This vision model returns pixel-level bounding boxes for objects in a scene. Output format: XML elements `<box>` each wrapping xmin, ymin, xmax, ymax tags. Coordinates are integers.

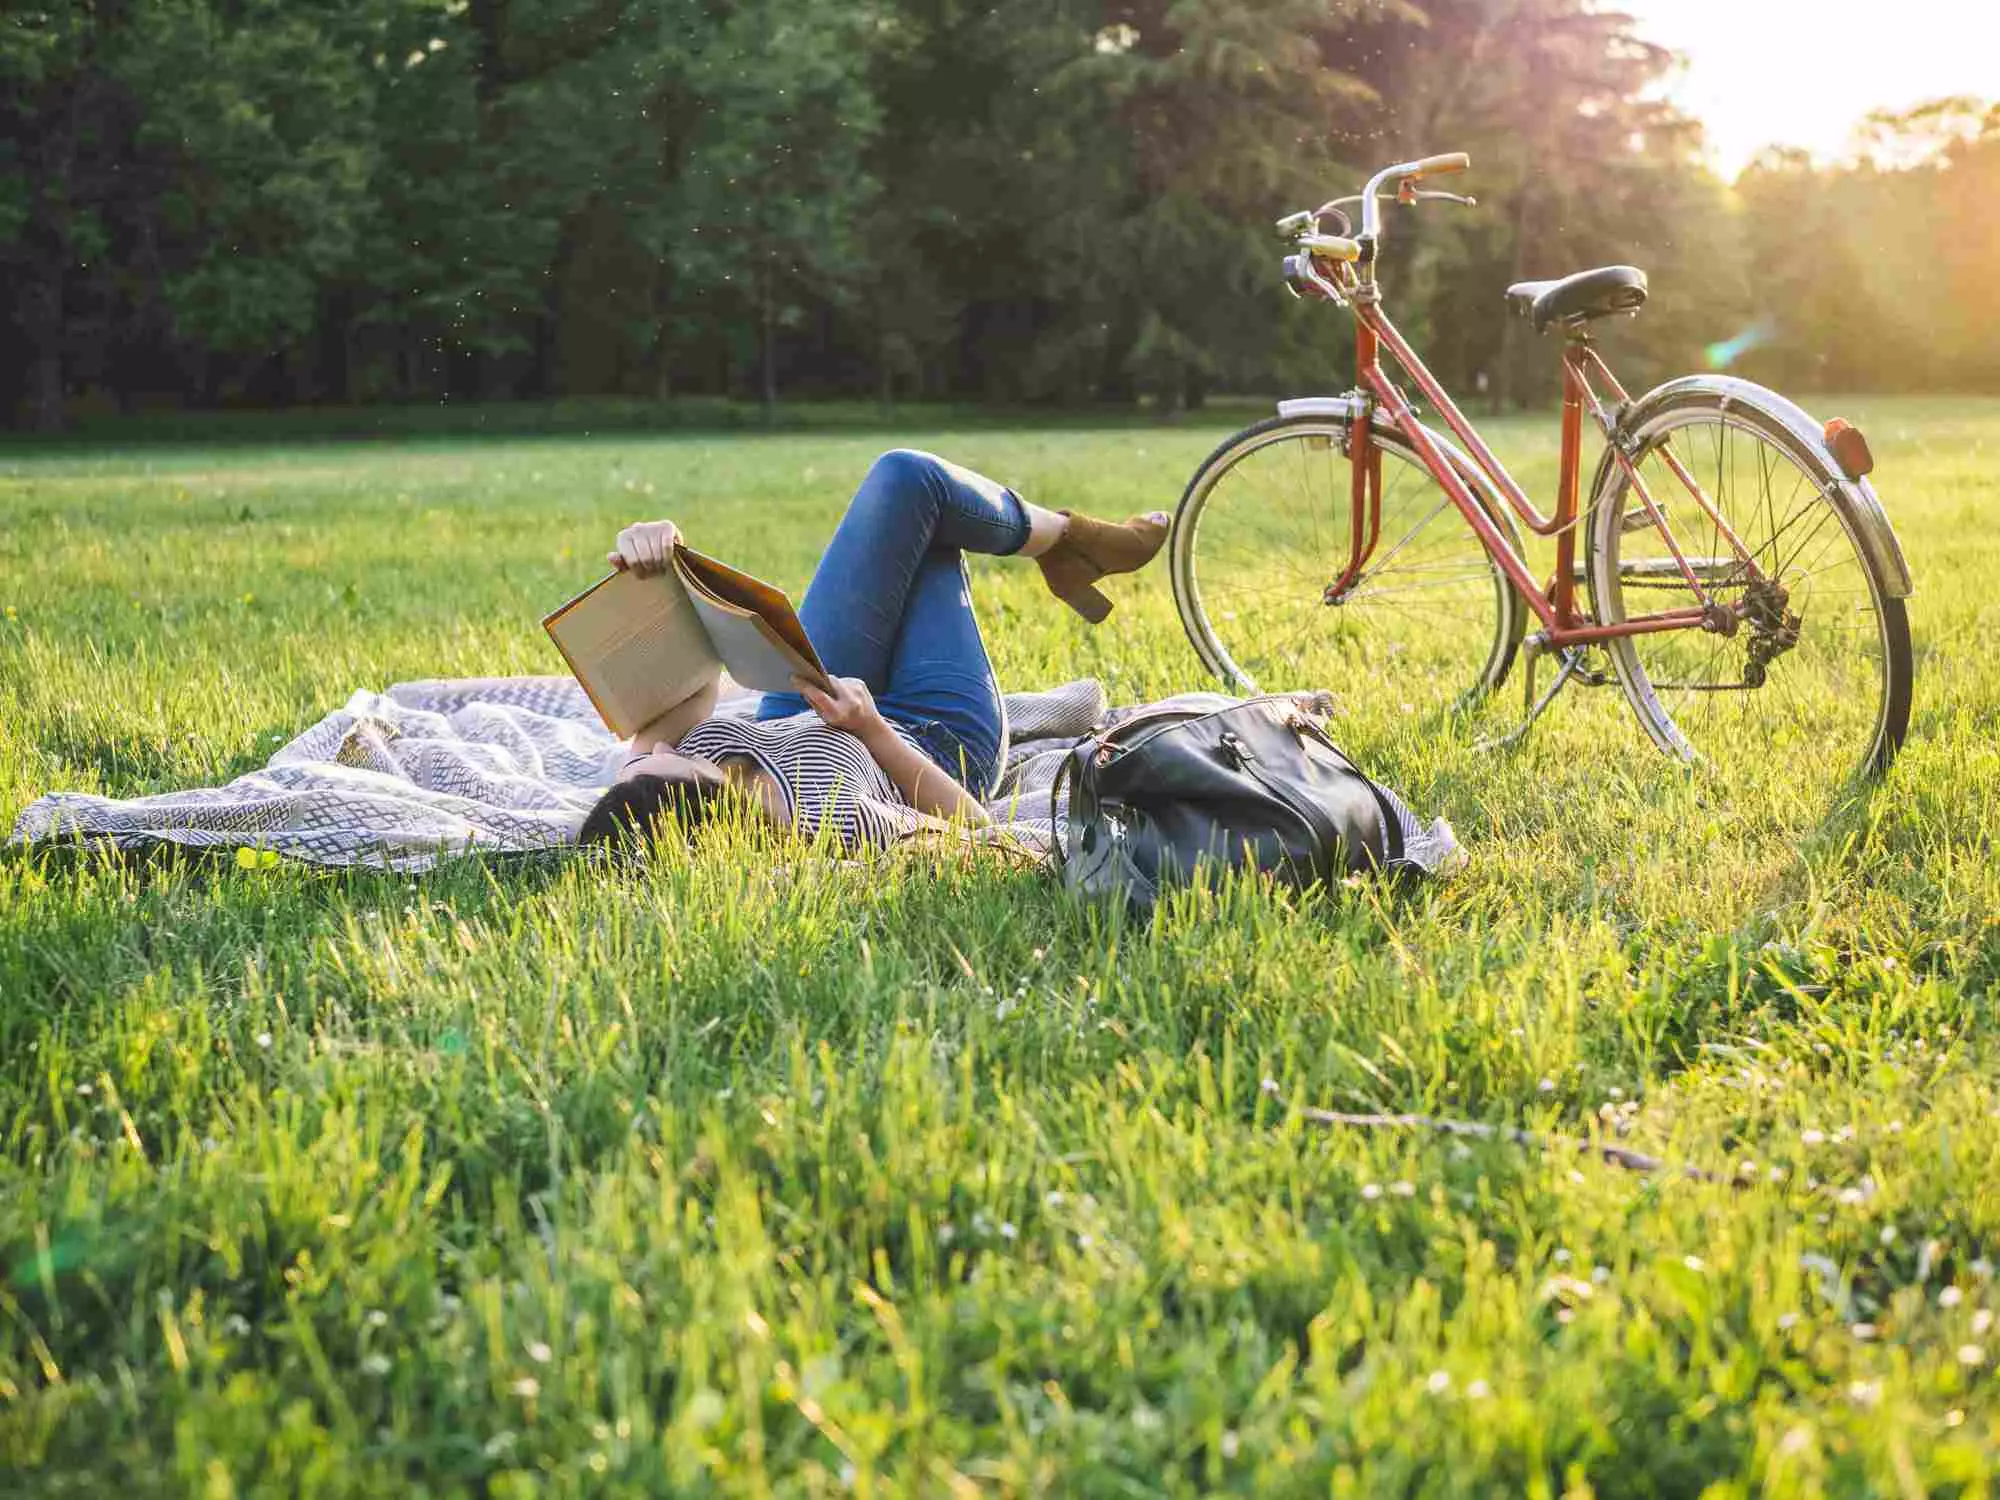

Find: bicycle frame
<box><xmin>1339</xmin><ymin>297</ymin><xmax>1766</xmax><ymax>647</ymax></box>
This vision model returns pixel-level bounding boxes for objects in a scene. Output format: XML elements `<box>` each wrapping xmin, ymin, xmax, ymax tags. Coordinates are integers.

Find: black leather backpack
<box><xmin>1051</xmin><ymin>696</ymin><xmax>1409</xmax><ymax>912</ymax></box>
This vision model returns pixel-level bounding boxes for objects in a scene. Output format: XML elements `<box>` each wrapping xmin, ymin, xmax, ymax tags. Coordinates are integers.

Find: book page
<box><xmin>674</xmin><ymin>547</ymin><xmax>831</xmax><ymax>693</ymax></box>
<box><xmin>542</xmin><ymin>569</ymin><xmax>720</xmax><ymax>736</ymax></box>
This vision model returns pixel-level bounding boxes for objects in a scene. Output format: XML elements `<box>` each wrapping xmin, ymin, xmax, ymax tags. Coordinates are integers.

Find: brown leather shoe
<box><xmin>1036</xmin><ymin>510</ymin><xmax>1170</xmax><ymax>623</ymax></box>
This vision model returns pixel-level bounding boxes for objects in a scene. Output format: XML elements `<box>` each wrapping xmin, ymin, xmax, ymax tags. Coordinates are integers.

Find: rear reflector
<box><xmin>1824</xmin><ymin>418</ymin><xmax>1875</xmax><ymax>480</ymax></box>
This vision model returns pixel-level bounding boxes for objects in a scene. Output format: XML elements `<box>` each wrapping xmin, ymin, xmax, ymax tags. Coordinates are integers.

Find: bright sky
<box><xmin>1614</xmin><ymin>0</ymin><xmax>2000</xmax><ymax>177</ymax></box>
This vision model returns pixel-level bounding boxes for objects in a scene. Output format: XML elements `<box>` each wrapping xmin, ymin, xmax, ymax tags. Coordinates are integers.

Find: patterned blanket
<box><xmin>9</xmin><ymin>676</ymin><xmax>1458</xmax><ymax>873</ymax></box>
<box><xmin>6</xmin><ymin>676</ymin><xmax>1106</xmax><ymax>870</ymax></box>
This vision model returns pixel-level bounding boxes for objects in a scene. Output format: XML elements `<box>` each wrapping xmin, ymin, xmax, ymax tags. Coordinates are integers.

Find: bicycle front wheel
<box><xmin>1585</xmin><ymin>387</ymin><xmax>1913</xmax><ymax>793</ymax></box>
<box><xmin>1169</xmin><ymin>413</ymin><xmax>1526</xmax><ymax>716</ymax></box>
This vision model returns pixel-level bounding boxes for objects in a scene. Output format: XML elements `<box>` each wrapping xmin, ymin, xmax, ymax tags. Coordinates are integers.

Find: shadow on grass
<box><xmin>33</xmin><ymin>722</ymin><xmax>196</xmax><ymax>794</ymax></box>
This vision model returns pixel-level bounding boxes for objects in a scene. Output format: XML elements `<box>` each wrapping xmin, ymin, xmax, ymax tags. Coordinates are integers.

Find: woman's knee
<box><xmin>866</xmin><ymin>447</ymin><xmax>946</xmax><ymax>502</ymax></box>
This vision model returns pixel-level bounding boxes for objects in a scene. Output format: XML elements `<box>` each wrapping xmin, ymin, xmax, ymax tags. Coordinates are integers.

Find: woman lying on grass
<box><xmin>580</xmin><ymin>449</ymin><xmax>1168</xmax><ymax>850</ymax></box>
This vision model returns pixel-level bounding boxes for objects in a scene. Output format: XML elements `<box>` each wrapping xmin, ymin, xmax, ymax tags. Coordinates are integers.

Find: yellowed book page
<box><xmin>673</xmin><ymin>547</ymin><xmax>831</xmax><ymax>693</ymax></box>
<box><xmin>542</xmin><ymin>569</ymin><xmax>719</xmax><ymax>736</ymax></box>
<box><xmin>683</xmin><ymin>595</ymin><xmax>828</xmax><ymax>693</ymax></box>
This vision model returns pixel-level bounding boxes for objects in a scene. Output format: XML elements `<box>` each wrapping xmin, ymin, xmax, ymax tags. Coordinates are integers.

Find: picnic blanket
<box><xmin>9</xmin><ymin>676</ymin><xmax>1458</xmax><ymax>873</ymax></box>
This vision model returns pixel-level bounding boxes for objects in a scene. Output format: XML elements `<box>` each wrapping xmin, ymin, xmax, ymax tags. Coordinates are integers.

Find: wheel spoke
<box><xmin>1181</xmin><ymin>423</ymin><xmax>1517</xmax><ymax>713</ymax></box>
<box><xmin>1596</xmin><ymin>403</ymin><xmax>1904</xmax><ymax>792</ymax></box>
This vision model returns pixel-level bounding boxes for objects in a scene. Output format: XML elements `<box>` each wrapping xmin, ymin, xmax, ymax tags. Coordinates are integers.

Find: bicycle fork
<box><xmin>1324</xmin><ymin>397</ymin><xmax>1382</xmax><ymax>604</ymax></box>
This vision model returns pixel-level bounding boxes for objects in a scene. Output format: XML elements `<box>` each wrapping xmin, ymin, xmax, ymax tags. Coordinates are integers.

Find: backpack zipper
<box><xmin>1219</xmin><ymin>730</ymin><xmax>1341</xmax><ymax>873</ymax></box>
<box><xmin>1285</xmin><ymin>713</ymin><xmax>1404</xmax><ymax>866</ymax></box>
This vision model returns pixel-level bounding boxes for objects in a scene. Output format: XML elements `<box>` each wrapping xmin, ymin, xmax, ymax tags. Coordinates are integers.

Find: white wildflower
<box><xmin>1425</xmin><ymin>1369</ymin><xmax>1451</xmax><ymax>1394</ymax></box>
<box><xmin>1958</xmin><ymin>1344</ymin><xmax>1986</xmax><ymax>1367</ymax></box>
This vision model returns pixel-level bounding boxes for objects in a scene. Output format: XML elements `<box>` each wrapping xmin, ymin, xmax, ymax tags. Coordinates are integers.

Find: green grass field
<box><xmin>2</xmin><ymin>396</ymin><xmax>1997</xmax><ymax>1494</ymax></box>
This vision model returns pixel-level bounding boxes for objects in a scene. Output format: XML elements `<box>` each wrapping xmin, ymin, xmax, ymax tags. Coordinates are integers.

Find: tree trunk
<box><xmin>28</xmin><ymin>341</ymin><xmax>64</xmax><ymax>434</ymax></box>
<box><xmin>20</xmin><ymin>250</ymin><xmax>66</xmax><ymax>430</ymax></box>
<box><xmin>1493</xmin><ymin>181</ymin><xmax>1534</xmax><ymax>415</ymax></box>
<box><xmin>759</xmin><ymin>258</ymin><xmax>777</xmax><ymax>424</ymax></box>
<box><xmin>21</xmin><ymin>78</ymin><xmax>80</xmax><ymax>433</ymax></box>
<box><xmin>649</xmin><ymin>257</ymin><xmax>675</xmax><ymax>402</ymax></box>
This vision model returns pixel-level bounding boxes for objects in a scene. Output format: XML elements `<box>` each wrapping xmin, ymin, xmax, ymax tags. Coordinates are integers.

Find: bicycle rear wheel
<box><xmin>1585</xmin><ymin>388</ymin><xmax>1912</xmax><ymax>795</ymax></box>
<box><xmin>1170</xmin><ymin>413</ymin><xmax>1526</xmax><ymax>717</ymax></box>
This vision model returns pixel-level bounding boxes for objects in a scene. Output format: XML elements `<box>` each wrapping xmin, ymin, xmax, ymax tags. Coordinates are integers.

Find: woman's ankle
<box><xmin>1018</xmin><ymin>502</ymin><xmax>1069</xmax><ymax>559</ymax></box>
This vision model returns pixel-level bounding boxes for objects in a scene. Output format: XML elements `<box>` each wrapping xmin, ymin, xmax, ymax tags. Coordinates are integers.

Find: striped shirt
<box><xmin>675</xmin><ymin>713</ymin><xmax>927</xmax><ymax>850</ymax></box>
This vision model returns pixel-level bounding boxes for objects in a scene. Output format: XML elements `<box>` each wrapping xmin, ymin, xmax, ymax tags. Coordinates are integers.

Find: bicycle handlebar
<box><xmin>1275</xmin><ymin>151</ymin><xmax>1474</xmax><ymax>301</ymax></box>
<box><xmin>1358</xmin><ymin>152</ymin><xmax>1471</xmax><ymax>238</ymax></box>
<box><xmin>1280</xmin><ymin>154</ymin><xmax>1472</xmax><ymax>304</ymax></box>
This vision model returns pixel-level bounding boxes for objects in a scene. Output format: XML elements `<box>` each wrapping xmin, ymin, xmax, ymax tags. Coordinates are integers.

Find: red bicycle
<box><xmin>1168</xmin><ymin>152</ymin><xmax>1913</xmax><ymax>792</ymax></box>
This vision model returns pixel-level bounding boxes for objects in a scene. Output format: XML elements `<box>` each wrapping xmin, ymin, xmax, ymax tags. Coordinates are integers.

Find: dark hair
<box><xmin>579</xmin><ymin>771</ymin><xmax>736</xmax><ymax>850</ymax></box>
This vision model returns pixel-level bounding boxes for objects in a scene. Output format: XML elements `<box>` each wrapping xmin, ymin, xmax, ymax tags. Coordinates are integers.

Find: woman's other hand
<box><xmin>609</xmin><ymin>519</ymin><xmax>682</xmax><ymax>576</ymax></box>
<box><xmin>797</xmin><ymin>675</ymin><xmax>884</xmax><ymax>738</ymax></box>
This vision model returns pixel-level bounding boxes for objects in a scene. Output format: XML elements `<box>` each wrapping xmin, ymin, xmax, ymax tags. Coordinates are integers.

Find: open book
<box><xmin>543</xmin><ymin>546</ymin><xmax>831</xmax><ymax>737</ymax></box>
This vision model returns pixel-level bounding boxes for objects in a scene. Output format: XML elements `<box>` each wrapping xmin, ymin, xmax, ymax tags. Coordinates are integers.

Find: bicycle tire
<box><xmin>1169</xmin><ymin>411</ymin><xmax>1527</xmax><ymax>708</ymax></box>
<box><xmin>1584</xmin><ymin>383</ymin><xmax>1913</xmax><ymax>782</ymax></box>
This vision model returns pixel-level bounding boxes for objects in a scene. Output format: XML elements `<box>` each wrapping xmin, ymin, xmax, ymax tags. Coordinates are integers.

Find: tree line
<box><xmin>3</xmin><ymin>1</ymin><xmax>1994</xmax><ymax>432</ymax></box>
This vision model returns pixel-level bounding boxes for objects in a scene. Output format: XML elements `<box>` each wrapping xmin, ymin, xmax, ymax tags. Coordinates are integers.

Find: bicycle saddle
<box><xmin>1505</xmin><ymin>265</ymin><xmax>1648</xmax><ymax>333</ymax></box>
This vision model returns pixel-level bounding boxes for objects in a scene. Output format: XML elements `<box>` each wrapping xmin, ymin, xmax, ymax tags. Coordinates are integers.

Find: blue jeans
<box><xmin>754</xmin><ymin>449</ymin><xmax>1029</xmax><ymax>794</ymax></box>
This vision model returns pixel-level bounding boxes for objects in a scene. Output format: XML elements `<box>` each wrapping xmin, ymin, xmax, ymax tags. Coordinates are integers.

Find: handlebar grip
<box><xmin>1410</xmin><ymin>152</ymin><xmax>1470</xmax><ymax>178</ymax></box>
<box><xmin>1301</xmin><ymin>233</ymin><xmax>1361</xmax><ymax>263</ymax></box>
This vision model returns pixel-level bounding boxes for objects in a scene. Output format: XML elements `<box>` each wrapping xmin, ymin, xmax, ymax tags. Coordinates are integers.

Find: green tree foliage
<box><xmin>4</xmin><ymin>0</ymin><xmax>1989</xmax><ymax>430</ymax></box>
<box><xmin>1733</xmin><ymin>99</ymin><xmax>2000</xmax><ymax>393</ymax></box>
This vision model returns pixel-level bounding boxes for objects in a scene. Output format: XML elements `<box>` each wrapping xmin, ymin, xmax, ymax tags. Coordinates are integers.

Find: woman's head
<box><xmin>580</xmin><ymin>750</ymin><xmax>734</xmax><ymax>849</ymax></box>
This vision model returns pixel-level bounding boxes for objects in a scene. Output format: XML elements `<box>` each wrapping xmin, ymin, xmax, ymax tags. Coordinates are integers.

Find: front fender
<box><xmin>1275</xmin><ymin>396</ymin><xmax>1517</xmax><ymax>548</ymax></box>
<box><xmin>1610</xmin><ymin>377</ymin><xmax>1913</xmax><ymax>598</ymax></box>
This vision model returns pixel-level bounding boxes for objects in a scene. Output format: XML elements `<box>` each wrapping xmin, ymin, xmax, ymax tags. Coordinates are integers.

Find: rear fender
<box><xmin>1605</xmin><ymin>376</ymin><xmax>1913</xmax><ymax>598</ymax></box>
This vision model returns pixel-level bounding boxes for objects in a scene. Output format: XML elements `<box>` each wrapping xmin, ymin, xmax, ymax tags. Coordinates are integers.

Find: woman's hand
<box><xmin>608</xmin><ymin>519</ymin><xmax>682</xmax><ymax>576</ymax></box>
<box><xmin>797</xmin><ymin>675</ymin><xmax>885</xmax><ymax>738</ymax></box>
